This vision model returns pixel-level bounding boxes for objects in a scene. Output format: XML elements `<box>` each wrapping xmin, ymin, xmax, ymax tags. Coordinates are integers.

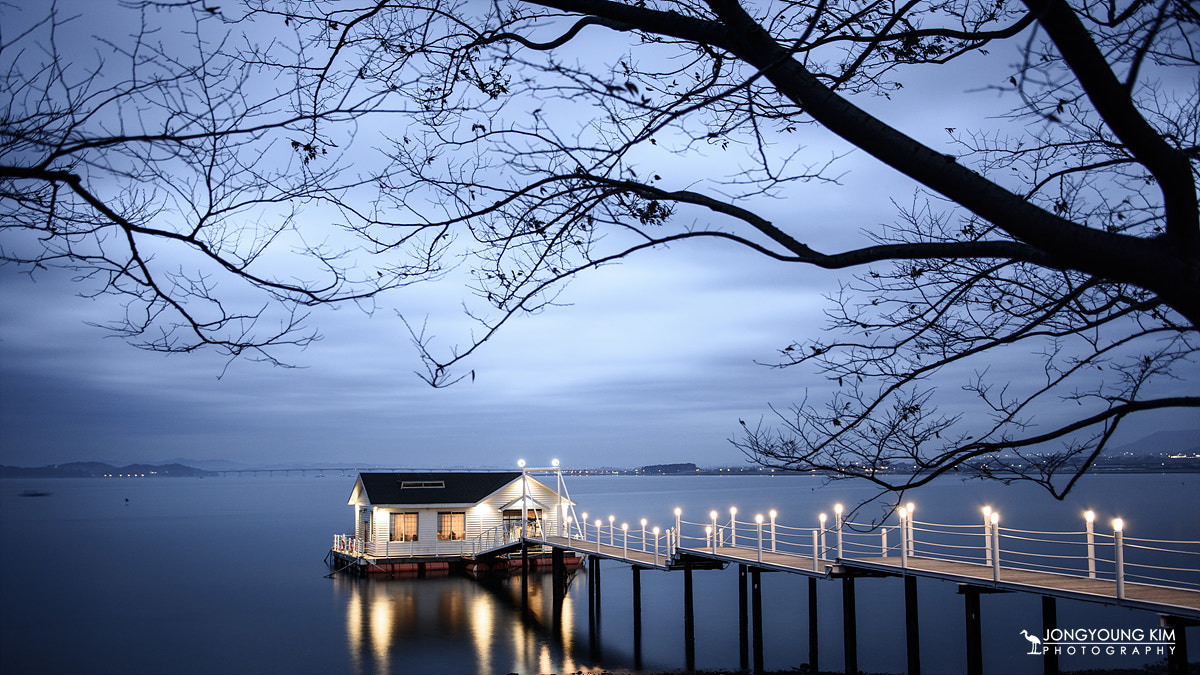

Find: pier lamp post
<box><xmin>518</xmin><ymin>459</ymin><xmax>527</xmax><ymax>541</ymax></box>
<box><xmin>834</xmin><ymin>504</ymin><xmax>844</xmax><ymax>560</ymax></box>
<box><xmin>1113</xmin><ymin>518</ymin><xmax>1125</xmax><ymax>599</ymax></box>
<box><xmin>566</xmin><ymin>515</ymin><xmax>573</xmax><ymax>540</ymax></box>
<box><xmin>707</xmin><ymin>525</ymin><xmax>714</xmax><ymax>554</ymax></box>
<box><xmin>819</xmin><ymin>513</ymin><xmax>828</xmax><ymax>559</ymax></box>
<box><xmin>641</xmin><ymin>518</ymin><xmax>648</xmax><ymax>552</ymax></box>
<box><xmin>553</xmin><ymin>459</ymin><xmax>561</xmax><ymax>535</ymax></box>
<box><xmin>990</xmin><ymin>511</ymin><xmax>1001</xmax><ymax>581</ymax></box>
<box><xmin>581</xmin><ymin>512</ymin><xmax>588</xmax><ymax>541</ymax></box>
<box><xmin>906</xmin><ymin>502</ymin><xmax>915</xmax><ymax>556</ymax></box>
<box><xmin>595</xmin><ymin>520</ymin><xmax>602</xmax><ymax>553</ymax></box>
<box><xmin>983</xmin><ymin>507</ymin><xmax>992</xmax><ymax>565</ymax></box>
<box><xmin>622</xmin><ymin>523</ymin><xmax>629</xmax><ymax>558</ymax></box>
<box><xmin>608</xmin><ymin>515</ymin><xmax>615</xmax><ymax>546</ymax></box>
<box><xmin>710</xmin><ymin>511</ymin><xmax>719</xmax><ymax>548</ymax></box>
<box><xmin>1085</xmin><ymin>510</ymin><xmax>1096</xmax><ymax>579</ymax></box>
<box><xmin>769</xmin><ymin>510</ymin><xmax>777</xmax><ymax>552</ymax></box>
<box><xmin>756</xmin><ymin>514</ymin><xmax>764</xmax><ymax>563</ymax></box>
<box><xmin>730</xmin><ymin>506</ymin><xmax>738</xmax><ymax>547</ymax></box>
<box><xmin>652</xmin><ymin>527</ymin><xmax>660</xmax><ymax>566</ymax></box>
<box><xmin>675</xmin><ymin>507</ymin><xmax>682</xmax><ymax>553</ymax></box>
<box><xmin>898</xmin><ymin>506</ymin><xmax>908</xmax><ymax>568</ymax></box>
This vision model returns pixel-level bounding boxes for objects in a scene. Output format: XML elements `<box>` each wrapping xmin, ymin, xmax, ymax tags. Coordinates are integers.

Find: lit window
<box><xmin>391</xmin><ymin>512</ymin><xmax>418</xmax><ymax>542</ymax></box>
<box><xmin>438</xmin><ymin>512</ymin><xmax>466</xmax><ymax>541</ymax></box>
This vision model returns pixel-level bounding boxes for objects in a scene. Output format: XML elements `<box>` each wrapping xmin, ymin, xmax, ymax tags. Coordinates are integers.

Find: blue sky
<box><xmin>1</xmin><ymin>0</ymin><xmax>1195</xmax><ymax>470</ymax></box>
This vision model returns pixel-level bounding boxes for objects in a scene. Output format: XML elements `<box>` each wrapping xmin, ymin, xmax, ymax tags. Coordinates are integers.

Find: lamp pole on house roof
<box><xmin>518</xmin><ymin>459</ymin><xmax>527</xmax><ymax>541</ymax></box>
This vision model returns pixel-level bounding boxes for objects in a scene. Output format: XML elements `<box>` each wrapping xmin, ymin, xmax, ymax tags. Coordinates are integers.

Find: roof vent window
<box><xmin>400</xmin><ymin>481</ymin><xmax>445</xmax><ymax>489</ymax></box>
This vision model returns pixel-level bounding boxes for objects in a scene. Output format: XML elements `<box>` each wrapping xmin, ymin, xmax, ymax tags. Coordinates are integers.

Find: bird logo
<box><xmin>1020</xmin><ymin>629</ymin><xmax>1043</xmax><ymax>655</ymax></box>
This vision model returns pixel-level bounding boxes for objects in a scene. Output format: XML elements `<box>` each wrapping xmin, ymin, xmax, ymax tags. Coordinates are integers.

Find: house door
<box><xmin>502</xmin><ymin>509</ymin><xmax>542</xmax><ymax>541</ymax></box>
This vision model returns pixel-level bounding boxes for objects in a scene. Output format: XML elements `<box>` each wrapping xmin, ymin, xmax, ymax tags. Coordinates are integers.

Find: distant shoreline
<box><xmin>2</xmin><ymin>462</ymin><xmax>1199</xmax><ymax>479</ymax></box>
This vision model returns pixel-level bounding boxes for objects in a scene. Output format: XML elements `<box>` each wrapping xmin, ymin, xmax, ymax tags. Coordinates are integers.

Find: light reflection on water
<box><xmin>335</xmin><ymin>569</ymin><xmax>597</xmax><ymax>675</ymax></box>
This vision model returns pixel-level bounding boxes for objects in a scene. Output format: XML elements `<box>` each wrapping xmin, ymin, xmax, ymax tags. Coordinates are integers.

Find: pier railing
<box><xmin>554</xmin><ymin>504</ymin><xmax>1200</xmax><ymax>595</ymax></box>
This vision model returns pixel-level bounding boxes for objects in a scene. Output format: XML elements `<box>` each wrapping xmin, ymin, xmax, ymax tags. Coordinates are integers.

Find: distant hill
<box><xmin>1110</xmin><ymin>429</ymin><xmax>1200</xmax><ymax>457</ymax></box>
<box><xmin>640</xmin><ymin>463</ymin><xmax>699</xmax><ymax>474</ymax></box>
<box><xmin>0</xmin><ymin>462</ymin><xmax>216</xmax><ymax>478</ymax></box>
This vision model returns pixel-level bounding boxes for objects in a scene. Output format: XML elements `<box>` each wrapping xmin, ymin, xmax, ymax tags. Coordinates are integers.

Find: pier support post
<box><xmin>808</xmin><ymin>577</ymin><xmax>820</xmax><ymax>674</ymax></box>
<box><xmin>633</xmin><ymin>566</ymin><xmax>643</xmax><ymax>670</ymax></box>
<box><xmin>905</xmin><ymin>575</ymin><xmax>921</xmax><ymax>675</ymax></box>
<box><xmin>752</xmin><ymin>568</ymin><xmax>764</xmax><ymax>675</ymax></box>
<box><xmin>588</xmin><ymin>556</ymin><xmax>602</xmax><ymax>660</ymax></box>
<box><xmin>593</xmin><ymin>556</ymin><xmax>601</xmax><ymax>618</ymax></box>
<box><xmin>1163</xmin><ymin>616</ymin><xmax>1192</xmax><ymax>675</ymax></box>
<box><xmin>684</xmin><ymin>568</ymin><xmax>696</xmax><ymax>672</ymax></box>
<box><xmin>963</xmin><ymin>586</ymin><xmax>983</xmax><ymax>675</ymax></box>
<box><xmin>740</xmin><ymin>564</ymin><xmax>750</xmax><ymax>670</ymax></box>
<box><xmin>521</xmin><ymin>544</ymin><xmax>529</xmax><ymax>609</ymax></box>
<box><xmin>1042</xmin><ymin>596</ymin><xmax>1058</xmax><ymax>675</ymax></box>
<box><xmin>552</xmin><ymin>548</ymin><xmax>565</xmax><ymax>598</ymax></box>
<box><xmin>842</xmin><ymin>574</ymin><xmax>858</xmax><ymax>675</ymax></box>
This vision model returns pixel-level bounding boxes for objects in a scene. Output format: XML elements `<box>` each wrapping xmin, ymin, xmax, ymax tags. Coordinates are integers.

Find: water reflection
<box><xmin>335</xmin><ymin>569</ymin><xmax>596</xmax><ymax>675</ymax></box>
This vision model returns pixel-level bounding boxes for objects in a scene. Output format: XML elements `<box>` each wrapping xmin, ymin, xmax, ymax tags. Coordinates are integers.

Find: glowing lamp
<box><xmin>1113</xmin><ymin>518</ymin><xmax>1124</xmax><ymax>532</ymax></box>
<box><xmin>1085</xmin><ymin>510</ymin><xmax>1095</xmax><ymax>523</ymax></box>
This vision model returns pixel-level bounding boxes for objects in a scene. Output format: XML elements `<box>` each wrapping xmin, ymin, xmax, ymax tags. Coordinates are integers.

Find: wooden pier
<box><xmin>519</xmin><ymin>499</ymin><xmax>1199</xmax><ymax>675</ymax></box>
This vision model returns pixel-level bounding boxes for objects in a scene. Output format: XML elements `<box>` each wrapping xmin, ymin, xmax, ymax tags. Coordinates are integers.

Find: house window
<box><xmin>438</xmin><ymin>512</ymin><xmax>466</xmax><ymax>541</ymax></box>
<box><xmin>400</xmin><ymin>481</ymin><xmax>445</xmax><ymax>489</ymax></box>
<box><xmin>390</xmin><ymin>512</ymin><xmax>418</xmax><ymax>542</ymax></box>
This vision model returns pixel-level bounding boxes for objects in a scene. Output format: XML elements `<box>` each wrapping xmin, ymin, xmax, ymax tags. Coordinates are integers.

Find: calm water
<box><xmin>1</xmin><ymin>473</ymin><xmax>1196</xmax><ymax>674</ymax></box>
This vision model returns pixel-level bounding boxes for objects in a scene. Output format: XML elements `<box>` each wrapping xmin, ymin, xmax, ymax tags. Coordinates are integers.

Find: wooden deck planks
<box><xmin>843</xmin><ymin>555</ymin><xmax>1200</xmax><ymax>619</ymax></box>
<box><xmin>678</xmin><ymin>546</ymin><xmax>837</xmax><ymax>577</ymax></box>
<box><xmin>520</xmin><ymin>536</ymin><xmax>1199</xmax><ymax>619</ymax></box>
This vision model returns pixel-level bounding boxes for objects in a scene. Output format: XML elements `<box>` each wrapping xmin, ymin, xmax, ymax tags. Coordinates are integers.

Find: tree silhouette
<box><xmin>2</xmin><ymin>0</ymin><xmax>1196</xmax><ymax>497</ymax></box>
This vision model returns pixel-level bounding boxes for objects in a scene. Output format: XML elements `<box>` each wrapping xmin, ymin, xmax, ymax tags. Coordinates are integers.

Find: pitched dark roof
<box><xmin>358</xmin><ymin>472</ymin><xmax>522</xmax><ymax>505</ymax></box>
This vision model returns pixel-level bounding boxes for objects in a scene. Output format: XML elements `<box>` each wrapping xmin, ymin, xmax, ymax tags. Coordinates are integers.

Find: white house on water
<box><xmin>331</xmin><ymin>468</ymin><xmax>578</xmax><ymax>575</ymax></box>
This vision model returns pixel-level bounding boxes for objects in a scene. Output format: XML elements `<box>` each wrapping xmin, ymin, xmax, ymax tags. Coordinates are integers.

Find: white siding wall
<box><xmin>358</xmin><ymin>475</ymin><xmax>568</xmax><ymax>558</ymax></box>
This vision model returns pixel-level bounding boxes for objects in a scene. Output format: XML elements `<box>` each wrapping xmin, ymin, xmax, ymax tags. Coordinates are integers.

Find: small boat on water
<box><xmin>18</xmin><ymin>489</ymin><xmax>52</xmax><ymax>497</ymax></box>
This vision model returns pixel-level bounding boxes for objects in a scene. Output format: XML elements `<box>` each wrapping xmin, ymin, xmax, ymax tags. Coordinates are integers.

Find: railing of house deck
<box><xmin>332</xmin><ymin>511</ymin><xmax>556</xmax><ymax>559</ymax></box>
<box><xmin>331</xmin><ymin>533</ymin><xmax>479</xmax><ymax>559</ymax></box>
